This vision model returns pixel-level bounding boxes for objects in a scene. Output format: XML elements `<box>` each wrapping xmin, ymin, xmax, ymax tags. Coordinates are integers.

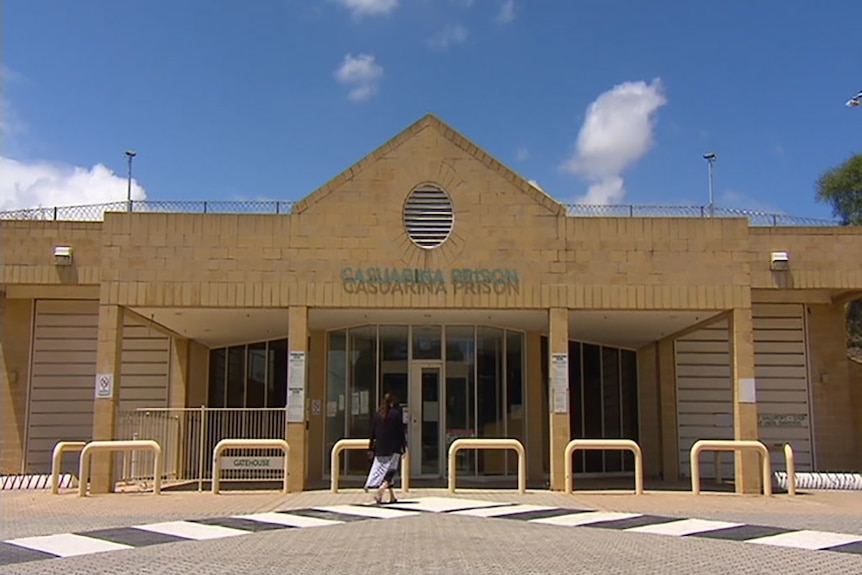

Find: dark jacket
<box><xmin>369</xmin><ymin>407</ymin><xmax>407</xmax><ymax>457</ymax></box>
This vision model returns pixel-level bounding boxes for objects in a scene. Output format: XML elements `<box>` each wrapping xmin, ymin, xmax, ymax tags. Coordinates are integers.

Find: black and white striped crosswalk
<box><xmin>2</xmin><ymin>496</ymin><xmax>861</xmax><ymax>567</ymax></box>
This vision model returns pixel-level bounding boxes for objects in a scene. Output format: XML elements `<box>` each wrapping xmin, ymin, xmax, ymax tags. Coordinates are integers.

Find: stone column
<box><xmin>168</xmin><ymin>337</ymin><xmax>189</xmax><ymax>409</ymax></box>
<box><xmin>657</xmin><ymin>338</ymin><xmax>679</xmax><ymax>481</ymax></box>
<box><xmin>90</xmin><ymin>304</ymin><xmax>124</xmax><ymax>493</ymax></box>
<box><xmin>287</xmin><ymin>306</ymin><xmax>308</xmax><ymax>492</ymax></box>
<box><xmin>730</xmin><ymin>306</ymin><xmax>761</xmax><ymax>494</ymax></box>
<box><xmin>548</xmin><ymin>308</ymin><xmax>570</xmax><ymax>491</ymax></box>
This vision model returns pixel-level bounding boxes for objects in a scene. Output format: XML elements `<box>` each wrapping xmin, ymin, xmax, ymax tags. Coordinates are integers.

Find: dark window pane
<box><xmin>446</xmin><ymin>326</ymin><xmax>475</xmax><ymax>475</ymax></box>
<box><xmin>568</xmin><ymin>341</ymin><xmax>584</xmax><ymax>473</ymax></box>
<box><xmin>226</xmin><ymin>346</ymin><xmax>245</xmax><ymax>408</ymax></box>
<box><xmin>379</xmin><ymin>326</ymin><xmax>408</xmax><ymax>410</ymax></box>
<box><xmin>267</xmin><ymin>339</ymin><xmax>288</xmax><ymax>408</ymax></box>
<box><xmin>347</xmin><ymin>326</ymin><xmax>377</xmax><ymax>474</ymax></box>
<box><xmin>477</xmin><ymin>327</ymin><xmax>503</xmax><ymax>475</ymax></box>
<box><xmin>246</xmin><ymin>343</ymin><xmax>267</xmax><ymax>408</ymax></box>
<box><xmin>208</xmin><ymin>348</ymin><xmax>226</xmax><ymax>408</ymax></box>
<box><xmin>540</xmin><ymin>335</ymin><xmax>549</xmax><ymax>475</ymax></box>
<box><xmin>582</xmin><ymin>343</ymin><xmax>603</xmax><ymax>472</ymax></box>
<box><xmin>325</xmin><ymin>331</ymin><xmax>347</xmax><ymax>476</ymax></box>
<box><xmin>505</xmin><ymin>331</ymin><xmax>525</xmax><ymax>475</ymax></box>
<box><xmin>412</xmin><ymin>325</ymin><xmax>441</xmax><ymax>360</ymax></box>
<box><xmin>602</xmin><ymin>347</ymin><xmax>622</xmax><ymax>472</ymax></box>
<box><xmin>621</xmin><ymin>350</ymin><xmax>639</xmax><ymax>471</ymax></box>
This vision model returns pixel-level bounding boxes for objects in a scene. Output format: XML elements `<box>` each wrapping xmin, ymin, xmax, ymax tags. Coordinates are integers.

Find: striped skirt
<box><xmin>364</xmin><ymin>454</ymin><xmax>400</xmax><ymax>489</ymax></box>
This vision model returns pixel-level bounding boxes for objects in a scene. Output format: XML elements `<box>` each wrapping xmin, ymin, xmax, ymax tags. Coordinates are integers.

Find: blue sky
<box><xmin>3</xmin><ymin>0</ymin><xmax>861</xmax><ymax>220</ymax></box>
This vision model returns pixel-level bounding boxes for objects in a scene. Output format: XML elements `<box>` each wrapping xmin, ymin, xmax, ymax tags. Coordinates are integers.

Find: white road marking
<box><xmin>6</xmin><ymin>533</ymin><xmax>132</xmax><ymax>557</ymax></box>
<box><xmin>746</xmin><ymin>530</ymin><xmax>862</xmax><ymax>550</ymax></box>
<box><xmin>134</xmin><ymin>521</ymin><xmax>248</xmax><ymax>540</ymax></box>
<box><xmin>531</xmin><ymin>511</ymin><xmax>642</xmax><ymax>527</ymax></box>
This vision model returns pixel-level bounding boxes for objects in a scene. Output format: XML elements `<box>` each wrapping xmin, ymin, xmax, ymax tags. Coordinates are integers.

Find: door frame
<box><xmin>409</xmin><ymin>360</ymin><xmax>445</xmax><ymax>478</ymax></box>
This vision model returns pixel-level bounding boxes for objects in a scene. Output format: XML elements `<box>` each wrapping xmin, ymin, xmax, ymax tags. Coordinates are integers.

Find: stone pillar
<box><xmin>169</xmin><ymin>337</ymin><xmax>189</xmax><ymax>409</ymax></box>
<box><xmin>730</xmin><ymin>307</ymin><xmax>761</xmax><ymax>494</ymax></box>
<box><xmin>657</xmin><ymin>338</ymin><xmax>679</xmax><ymax>481</ymax></box>
<box><xmin>548</xmin><ymin>308</ymin><xmax>570</xmax><ymax>491</ymax></box>
<box><xmin>287</xmin><ymin>306</ymin><xmax>308</xmax><ymax>492</ymax></box>
<box><xmin>90</xmin><ymin>304</ymin><xmax>124</xmax><ymax>493</ymax></box>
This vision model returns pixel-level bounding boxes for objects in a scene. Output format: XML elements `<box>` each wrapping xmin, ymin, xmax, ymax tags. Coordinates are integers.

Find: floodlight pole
<box><xmin>703</xmin><ymin>153</ymin><xmax>717</xmax><ymax>217</ymax></box>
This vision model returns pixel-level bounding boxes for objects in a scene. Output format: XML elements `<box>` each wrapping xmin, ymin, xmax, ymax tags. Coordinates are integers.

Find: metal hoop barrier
<box><xmin>212</xmin><ymin>439</ymin><xmax>290</xmax><ymax>495</ymax></box>
<box><xmin>78</xmin><ymin>440</ymin><xmax>163</xmax><ymax>497</ymax></box>
<box><xmin>689</xmin><ymin>440</ymin><xmax>772</xmax><ymax>496</ymax></box>
<box><xmin>784</xmin><ymin>443</ymin><xmax>796</xmax><ymax>497</ymax></box>
<box><xmin>447</xmin><ymin>438</ymin><xmax>526</xmax><ymax>494</ymax></box>
<box><xmin>564</xmin><ymin>439</ymin><xmax>644</xmax><ymax>495</ymax></box>
<box><xmin>329</xmin><ymin>438</ymin><xmax>411</xmax><ymax>494</ymax></box>
<box><xmin>51</xmin><ymin>441</ymin><xmax>87</xmax><ymax>494</ymax></box>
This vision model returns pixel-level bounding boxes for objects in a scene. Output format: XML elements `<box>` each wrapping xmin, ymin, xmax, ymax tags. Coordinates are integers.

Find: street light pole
<box><xmin>703</xmin><ymin>152</ymin><xmax>717</xmax><ymax>217</ymax></box>
<box><xmin>125</xmin><ymin>150</ymin><xmax>137</xmax><ymax>212</ymax></box>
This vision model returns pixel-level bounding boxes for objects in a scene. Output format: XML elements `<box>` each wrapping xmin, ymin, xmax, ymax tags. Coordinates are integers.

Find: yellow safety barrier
<box><xmin>212</xmin><ymin>439</ymin><xmax>290</xmax><ymax>495</ymax></box>
<box><xmin>330</xmin><ymin>438</ymin><xmax>411</xmax><ymax>494</ymax></box>
<box><xmin>447</xmin><ymin>438</ymin><xmax>526</xmax><ymax>494</ymax></box>
<box><xmin>564</xmin><ymin>439</ymin><xmax>644</xmax><ymax>495</ymax></box>
<box><xmin>78</xmin><ymin>440</ymin><xmax>163</xmax><ymax>497</ymax></box>
<box><xmin>784</xmin><ymin>443</ymin><xmax>796</xmax><ymax>497</ymax></box>
<box><xmin>51</xmin><ymin>441</ymin><xmax>87</xmax><ymax>494</ymax></box>
<box><xmin>690</xmin><ymin>439</ymin><xmax>772</xmax><ymax>496</ymax></box>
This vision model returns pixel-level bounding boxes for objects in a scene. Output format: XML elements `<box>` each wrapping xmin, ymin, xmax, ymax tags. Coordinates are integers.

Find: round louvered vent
<box><xmin>403</xmin><ymin>184</ymin><xmax>454</xmax><ymax>249</ymax></box>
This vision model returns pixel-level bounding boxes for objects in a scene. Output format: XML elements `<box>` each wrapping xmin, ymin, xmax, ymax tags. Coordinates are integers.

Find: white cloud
<box><xmin>334</xmin><ymin>54</ymin><xmax>384</xmax><ymax>101</ymax></box>
<box><xmin>330</xmin><ymin>0</ymin><xmax>398</xmax><ymax>17</ymax></box>
<box><xmin>562</xmin><ymin>78</ymin><xmax>667</xmax><ymax>204</ymax></box>
<box><xmin>496</xmin><ymin>0</ymin><xmax>515</xmax><ymax>24</ymax></box>
<box><xmin>0</xmin><ymin>157</ymin><xmax>147</xmax><ymax>214</ymax></box>
<box><xmin>515</xmin><ymin>147</ymin><xmax>529</xmax><ymax>162</ymax></box>
<box><xmin>429</xmin><ymin>24</ymin><xmax>469</xmax><ymax>49</ymax></box>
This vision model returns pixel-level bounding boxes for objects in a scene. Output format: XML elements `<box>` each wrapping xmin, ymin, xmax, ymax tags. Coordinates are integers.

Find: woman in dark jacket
<box><xmin>364</xmin><ymin>392</ymin><xmax>407</xmax><ymax>504</ymax></box>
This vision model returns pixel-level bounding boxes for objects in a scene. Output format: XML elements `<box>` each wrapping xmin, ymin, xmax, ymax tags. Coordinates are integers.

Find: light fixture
<box><xmin>53</xmin><ymin>246</ymin><xmax>73</xmax><ymax>266</ymax></box>
<box><xmin>770</xmin><ymin>251</ymin><xmax>790</xmax><ymax>271</ymax></box>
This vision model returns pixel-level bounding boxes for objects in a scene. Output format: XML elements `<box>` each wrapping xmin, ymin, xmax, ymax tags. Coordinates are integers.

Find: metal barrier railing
<box><xmin>564</xmin><ymin>439</ymin><xmax>644</xmax><ymax>495</ymax></box>
<box><xmin>329</xmin><ymin>438</ymin><xmax>411</xmax><ymax>494</ymax></box>
<box><xmin>212</xmin><ymin>439</ymin><xmax>290</xmax><ymax>495</ymax></box>
<box><xmin>690</xmin><ymin>439</ymin><xmax>772</xmax><ymax>496</ymax></box>
<box><xmin>784</xmin><ymin>443</ymin><xmax>796</xmax><ymax>497</ymax></box>
<box><xmin>447</xmin><ymin>439</ymin><xmax>526</xmax><ymax>494</ymax></box>
<box><xmin>51</xmin><ymin>441</ymin><xmax>87</xmax><ymax>494</ymax></box>
<box><xmin>78</xmin><ymin>440</ymin><xmax>163</xmax><ymax>497</ymax></box>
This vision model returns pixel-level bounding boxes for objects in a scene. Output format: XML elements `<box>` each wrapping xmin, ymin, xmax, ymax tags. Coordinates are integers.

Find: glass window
<box><xmin>226</xmin><ymin>346</ymin><xmax>246</xmax><ymax>408</ymax></box>
<box><xmin>445</xmin><ymin>326</ymin><xmax>475</xmax><ymax>475</ymax></box>
<box><xmin>325</xmin><ymin>330</ymin><xmax>347</xmax><ymax>476</ymax></box>
<box><xmin>540</xmin><ymin>335</ymin><xmax>549</xmax><ymax>475</ymax></box>
<box><xmin>477</xmin><ymin>327</ymin><xmax>504</xmax><ymax>475</ymax></box>
<box><xmin>347</xmin><ymin>326</ymin><xmax>377</xmax><ymax>473</ymax></box>
<box><xmin>568</xmin><ymin>341</ymin><xmax>584</xmax><ymax>473</ymax></box>
<box><xmin>602</xmin><ymin>347</ymin><xmax>622</xmax><ymax>472</ymax></box>
<box><xmin>267</xmin><ymin>339</ymin><xmax>288</xmax><ymax>408</ymax></box>
<box><xmin>208</xmin><ymin>348</ymin><xmax>226</xmax><ymax>408</ymax></box>
<box><xmin>505</xmin><ymin>331</ymin><xmax>525</xmax><ymax>476</ymax></box>
<box><xmin>412</xmin><ymin>325</ymin><xmax>441</xmax><ymax>360</ymax></box>
<box><xmin>379</xmin><ymin>326</ymin><xmax>409</xmax><ymax>410</ymax></box>
<box><xmin>582</xmin><ymin>343</ymin><xmax>603</xmax><ymax>472</ymax></box>
<box><xmin>620</xmin><ymin>349</ymin><xmax>639</xmax><ymax>471</ymax></box>
<box><xmin>246</xmin><ymin>342</ymin><xmax>267</xmax><ymax>408</ymax></box>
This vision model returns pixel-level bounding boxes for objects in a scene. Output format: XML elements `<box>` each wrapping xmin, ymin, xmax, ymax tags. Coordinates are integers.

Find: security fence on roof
<box><xmin>0</xmin><ymin>199</ymin><xmax>841</xmax><ymax>227</ymax></box>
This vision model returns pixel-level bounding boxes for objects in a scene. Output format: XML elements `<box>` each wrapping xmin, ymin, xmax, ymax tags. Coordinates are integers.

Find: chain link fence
<box><xmin>0</xmin><ymin>199</ymin><xmax>841</xmax><ymax>227</ymax></box>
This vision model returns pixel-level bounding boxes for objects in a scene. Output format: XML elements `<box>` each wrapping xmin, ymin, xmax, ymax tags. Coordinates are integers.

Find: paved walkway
<box><xmin>1</xmin><ymin>488</ymin><xmax>861</xmax><ymax>574</ymax></box>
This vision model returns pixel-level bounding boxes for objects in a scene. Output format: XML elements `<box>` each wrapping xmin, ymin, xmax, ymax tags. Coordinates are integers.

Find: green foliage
<box><xmin>816</xmin><ymin>154</ymin><xmax>862</xmax><ymax>225</ymax></box>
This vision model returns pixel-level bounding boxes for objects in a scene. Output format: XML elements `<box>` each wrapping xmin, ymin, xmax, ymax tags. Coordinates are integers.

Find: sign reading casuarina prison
<box><xmin>341</xmin><ymin>267</ymin><xmax>520</xmax><ymax>294</ymax></box>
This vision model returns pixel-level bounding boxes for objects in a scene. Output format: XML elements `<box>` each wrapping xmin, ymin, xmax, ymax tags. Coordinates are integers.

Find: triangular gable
<box><xmin>291</xmin><ymin>113</ymin><xmax>564</xmax><ymax>216</ymax></box>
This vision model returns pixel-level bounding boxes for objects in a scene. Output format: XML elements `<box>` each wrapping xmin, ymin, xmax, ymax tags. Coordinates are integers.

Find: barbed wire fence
<box><xmin>0</xmin><ymin>199</ymin><xmax>841</xmax><ymax>227</ymax></box>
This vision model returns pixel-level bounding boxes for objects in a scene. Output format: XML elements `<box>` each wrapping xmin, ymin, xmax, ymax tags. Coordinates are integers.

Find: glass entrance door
<box><xmin>409</xmin><ymin>362</ymin><xmax>443</xmax><ymax>477</ymax></box>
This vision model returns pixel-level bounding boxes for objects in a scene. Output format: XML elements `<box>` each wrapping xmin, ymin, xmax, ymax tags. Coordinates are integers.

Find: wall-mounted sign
<box><xmin>287</xmin><ymin>351</ymin><xmax>306</xmax><ymax>423</ymax></box>
<box><xmin>94</xmin><ymin>373</ymin><xmax>114</xmax><ymax>399</ymax></box>
<box><xmin>341</xmin><ymin>267</ymin><xmax>519</xmax><ymax>295</ymax></box>
<box><xmin>221</xmin><ymin>457</ymin><xmax>285</xmax><ymax>471</ymax></box>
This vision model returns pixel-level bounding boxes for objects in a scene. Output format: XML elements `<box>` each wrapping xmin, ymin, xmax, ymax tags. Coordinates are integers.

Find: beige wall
<box><xmin>0</xmin><ymin>297</ymin><xmax>32</xmax><ymax>474</ymax></box>
<box><xmin>807</xmin><ymin>303</ymin><xmax>859</xmax><ymax>469</ymax></box>
<box><xmin>636</xmin><ymin>343</ymin><xmax>661</xmax><ymax>478</ymax></box>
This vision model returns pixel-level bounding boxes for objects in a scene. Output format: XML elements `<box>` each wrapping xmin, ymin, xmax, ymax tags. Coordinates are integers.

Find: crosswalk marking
<box><xmin>134</xmin><ymin>521</ymin><xmax>249</xmax><ymax>540</ymax></box>
<box><xmin>452</xmin><ymin>504</ymin><xmax>558</xmax><ymax>518</ymax></box>
<box><xmin>531</xmin><ymin>511</ymin><xmax>643</xmax><ymax>527</ymax></box>
<box><xmin>746</xmin><ymin>530</ymin><xmax>862</xmax><ymax>550</ymax></box>
<box><xmin>626</xmin><ymin>518</ymin><xmax>743</xmax><ymax>537</ymax></box>
<box><xmin>313</xmin><ymin>504</ymin><xmax>420</xmax><ymax>519</ymax></box>
<box><xmin>6</xmin><ymin>533</ymin><xmax>132</xmax><ymax>557</ymax></box>
<box><xmin>387</xmin><ymin>497</ymin><xmax>511</xmax><ymax>514</ymax></box>
<box><xmin>235</xmin><ymin>512</ymin><xmax>343</xmax><ymax>528</ymax></box>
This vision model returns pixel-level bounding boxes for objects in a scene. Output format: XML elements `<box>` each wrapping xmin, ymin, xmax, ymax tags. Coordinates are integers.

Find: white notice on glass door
<box><xmin>287</xmin><ymin>351</ymin><xmax>306</xmax><ymax>422</ymax></box>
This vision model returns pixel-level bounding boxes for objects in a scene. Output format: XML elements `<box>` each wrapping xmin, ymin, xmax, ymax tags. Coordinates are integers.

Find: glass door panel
<box><xmin>410</xmin><ymin>362</ymin><xmax>443</xmax><ymax>477</ymax></box>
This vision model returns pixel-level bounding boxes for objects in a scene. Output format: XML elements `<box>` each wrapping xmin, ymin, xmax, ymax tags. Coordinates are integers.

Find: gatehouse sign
<box><xmin>341</xmin><ymin>267</ymin><xmax>520</xmax><ymax>295</ymax></box>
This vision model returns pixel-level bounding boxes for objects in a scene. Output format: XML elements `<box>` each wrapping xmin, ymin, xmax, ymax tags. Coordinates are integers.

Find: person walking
<box><xmin>364</xmin><ymin>392</ymin><xmax>407</xmax><ymax>504</ymax></box>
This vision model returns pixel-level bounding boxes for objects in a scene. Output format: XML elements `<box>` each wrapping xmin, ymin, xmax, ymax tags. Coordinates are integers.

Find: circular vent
<box><xmin>403</xmin><ymin>184</ymin><xmax>454</xmax><ymax>249</ymax></box>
